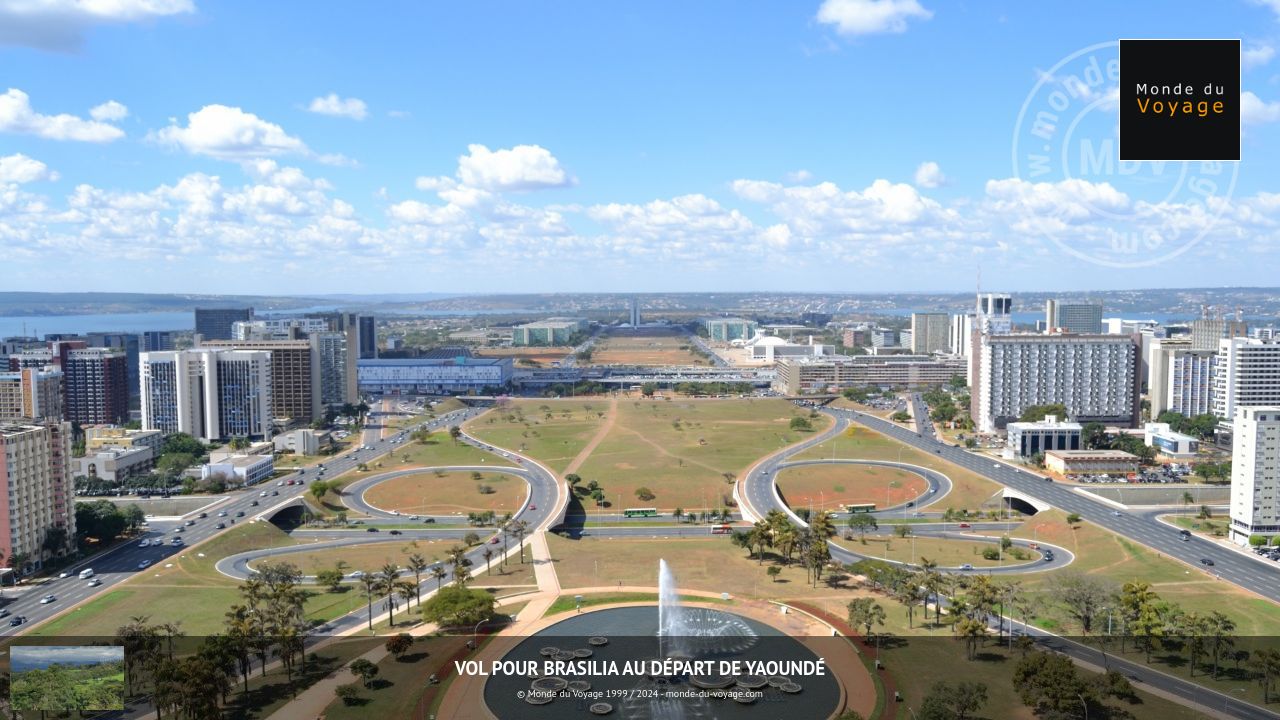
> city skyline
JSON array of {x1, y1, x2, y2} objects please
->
[{"x1": 3, "y1": 1, "x2": 1280, "y2": 293}]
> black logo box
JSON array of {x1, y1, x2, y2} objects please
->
[{"x1": 1119, "y1": 39, "x2": 1240, "y2": 161}]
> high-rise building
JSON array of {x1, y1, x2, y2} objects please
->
[
  {"x1": 1147, "y1": 339, "x2": 1215, "y2": 419},
  {"x1": 949, "y1": 313, "x2": 974, "y2": 357},
  {"x1": 630, "y1": 298, "x2": 640, "y2": 327},
  {"x1": 972, "y1": 333, "x2": 1140, "y2": 431},
  {"x1": 62, "y1": 347, "x2": 129, "y2": 425},
  {"x1": 0, "y1": 368, "x2": 63, "y2": 422},
  {"x1": 1213, "y1": 337, "x2": 1280, "y2": 423},
  {"x1": 140, "y1": 349, "x2": 273, "y2": 442},
  {"x1": 969, "y1": 292, "x2": 1014, "y2": 388},
  {"x1": 142, "y1": 331, "x2": 175, "y2": 352},
  {"x1": 85, "y1": 332, "x2": 141, "y2": 409},
  {"x1": 200, "y1": 339, "x2": 319, "y2": 426},
  {"x1": 1045, "y1": 300, "x2": 1104, "y2": 334},
  {"x1": 1191, "y1": 317, "x2": 1248, "y2": 351},
  {"x1": 1229, "y1": 406, "x2": 1280, "y2": 545},
  {"x1": 305, "y1": 312, "x2": 360, "y2": 404},
  {"x1": 513, "y1": 318, "x2": 590, "y2": 345},
  {"x1": 232, "y1": 317, "x2": 331, "y2": 341},
  {"x1": 358, "y1": 315, "x2": 377, "y2": 359},
  {"x1": 195, "y1": 307, "x2": 254, "y2": 341},
  {"x1": 910, "y1": 313, "x2": 950, "y2": 354},
  {"x1": 870, "y1": 329, "x2": 898, "y2": 348},
  {"x1": 0, "y1": 421, "x2": 75, "y2": 572},
  {"x1": 312, "y1": 331, "x2": 349, "y2": 407}
]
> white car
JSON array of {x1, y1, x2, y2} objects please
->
[
  {"x1": 39, "y1": 595, "x2": 56, "y2": 604},
  {"x1": 137, "y1": 560, "x2": 152, "y2": 570},
  {"x1": 138, "y1": 539, "x2": 150, "y2": 548}
]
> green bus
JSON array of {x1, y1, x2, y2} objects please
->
[
  {"x1": 845, "y1": 503, "x2": 876, "y2": 514},
  {"x1": 623, "y1": 507, "x2": 658, "y2": 518}
]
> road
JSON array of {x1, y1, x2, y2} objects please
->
[
  {"x1": 688, "y1": 334, "x2": 730, "y2": 367},
  {"x1": 1, "y1": 403, "x2": 486, "y2": 637}
]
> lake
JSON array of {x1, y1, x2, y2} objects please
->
[{"x1": 0, "y1": 312, "x2": 194, "y2": 338}]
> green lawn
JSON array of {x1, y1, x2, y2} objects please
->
[
  {"x1": 572, "y1": 398, "x2": 829, "y2": 511},
  {"x1": 794, "y1": 424, "x2": 1006, "y2": 511},
  {"x1": 467, "y1": 399, "x2": 610, "y2": 474}
]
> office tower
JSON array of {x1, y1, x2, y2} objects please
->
[
  {"x1": 630, "y1": 298, "x2": 640, "y2": 326},
  {"x1": 305, "y1": 312, "x2": 360, "y2": 404},
  {"x1": 0, "y1": 421, "x2": 75, "y2": 572},
  {"x1": 972, "y1": 333, "x2": 1140, "y2": 432},
  {"x1": 1213, "y1": 337, "x2": 1280, "y2": 422},
  {"x1": 1229, "y1": 407, "x2": 1280, "y2": 545},
  {"x1": 1147, "y1": 338, "x2": 1215, "y2": 418},
  {"x1": 312, "y1": 331, "x2": 349, "y2": 407},
  {"x1": 1045, "y1": 300, "x2": 1104, "y2": 334},
  {"x1": 968, "y1": 292, "x2": 1013, "y2": 389},
  {"x1": 910, "y1": 313, "x2": 950, "y2": 354},
  {"x1": 1191, "y1": 317, "x2": 1248, "y2": 351},
  {"x1": 0, "y1": 368, "x2": 63, "y2": 421},
  {"x1": 142, "y1": 330, "x2": 175, "y2": 352},
  {"x1": 86, "y1": 332, "x2": 140, "y2": 408},
  {"x1": 200, "y1": 339, "x2": 319, "y2": 425},
  {"x1": 870, "y1": 329, "x2": 898, "y2": 348},
  {"x1": 141, "y1": 349, "x2": 273, "y2": 442},
  {"x1": 949, "y1": 313, "x2": 974, "y2": 357},
  {"x1": 358, "y1": 315, "x2": 377, "y2": 359},
  {"x1": 194, "y1": 307, "x2": 254, "y2": 341},
  {"x1": 62, "y1": 347, "x2": 129, "y2": 425}
]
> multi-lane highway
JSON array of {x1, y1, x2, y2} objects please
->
[{"x1": 2, "y1": 403, "x2": 487, "y2": 637}]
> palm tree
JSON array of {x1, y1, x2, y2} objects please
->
[
  {"x1": 508, "y1": 520, "x2": 530, "y2": 564},
  {"x1": 809, "y1": 510, "x2": 837, "y2": 540},
  {"x1": 430, "y1": 564, "x2": 447, "y2": 591},
  {"x1": 407, "y1": 553, "x2": 429, "y2": 607},
  {"x1": 895, "y1": 574, "x2": 926, "y2": 629},
  {"x1": 395, "y1": 580, "x2": 417, "y2": 620},
  {"x1": 482, "y1": 547, "x2": 495, "y2": 575},
  {"x1": 359, "y1": 573, "x2": 379, "y2": 632},
  {"x1": 380, "y1": 563, "x2": 402, "y2": 626}
]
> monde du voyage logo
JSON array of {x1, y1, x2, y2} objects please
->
[{"x1": 1120, "y1": 39, "x2": 1240, "y2": 161}]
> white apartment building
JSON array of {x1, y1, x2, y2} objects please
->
[
  {"x1": 1213, "y1": 338, "x2": 1280, "y2": 424},
  {"x1": 1229, "y1": 406, "x2": 1280, "y2": 545},
  {"x1": 972, "y1": 334, "x2": 1139, "y2": 432},
  {"x1": 140, "y1": 349, "x2": 274, "y2": 442},
  {"x1": 0, "y1": 422, "x2": 75, "y2": 573},
  {"x1": 1147, "y1": 338, "x2": 1215, "y2": 418},
  {"x1": 949, "y1": 313, "x2": 973, "y2": 358}
]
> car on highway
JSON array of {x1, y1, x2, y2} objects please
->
[
  {"x1": 389, "y1": 530, "x2": 402, "y2": 535},
  {"x1": 528, "y1": 504, "x2": 537, "y2": 511},
  {"x1": 366, "y1": 527, "x2": 379, "y2": 532},
  {"x1": 39, "y1": 594, "x2": 56, "y2": 604},
  {"x1": 1200, "y1": 558, "x2": 1215, "y2": 566},
  {"x1": 277, "y1": 480, "x2": 285, "y2": 486},
  {"x1": 0, "y1": 609, "x2": 8, "y2": 618},
  {"x1": 138, "y1": 539, "x2": 150, "y2": 547},
  {"x1": 1111, "y1": 511, "x2": 1122, "y2": 516},
  {"x1": 957, "y1": 523, "x2": 971, "y2": 529},
  {"x1": 138, "y1": 560, "x2": 152, "y2": 570},
  {"x1": 173, "y1": 526, "x2": 184, "y2": 533},
  {"x1": 259, "y1": 491, "x2": 268, "y2": 497},
  {"x1": 960, "y1": 564, "x2": 974, "y2": 571},
  {"x1": 185, "y1": 519, "x2": 195, "y2": 526},
  {"x1": 218, "y1": 510, "x2": 228, "y2": 517},
  {"x1": 171, "y1": 538, "x2": 183, "y2": 546},
  {"x1": 8, "y1": 616, "x2": 25, "y2": 626},
  {"x1": 58, "y1": 571, "x2": 72, "y2": 578},
  {"x1": 489, "y1": 536, "x2": 501, "y2": 544},
  {"x1": 236, "y1": 510, "x2": 245, "y2": 517},
  {"x1": 249, "y1": 500, "x2": 258, "y2": 507},
  {"x1": 215, "y1": 522, "x2": 226, "y2": 529},
  {"x1": 88, "y1": 578, "x2": 102, "y2": 587},
  {"x1": 198, "y1": 512, "x2": 208, "y2": 518},
  {"x1": 271, "y1": 490, "x2": 279, "y2": 496}
]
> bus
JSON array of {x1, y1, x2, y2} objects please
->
[
  {"x1": 710, "y1": 524, "x2": 733, "y2": 535},
  {"x1": 845, "y1": 503, "x2": 876, "y2": 514},
  {"x1": 623, "y1": 507, "x2": 658, "y2": 518}
]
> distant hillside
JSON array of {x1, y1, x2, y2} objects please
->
[{"x1": 0, "y1": 293, "x2": 332, "y2": 317}]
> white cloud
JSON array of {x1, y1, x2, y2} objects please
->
[
  {"x1": 914, "y1": 161, "x2": 946, "y2": 188},
  {"x1": 306, "y1": 94, "x2": 368, "y2": 120},
  {"x1": 456, "y1": 144, "x2": 574, "y2": 192},
  {"x1": 1243, "y1": 43, "x2": 1276, "y2": 70},
  {"x1": 0, "y1": 154, "x2": 59, "y2": 184},
  {"x1": 816, "y1": 0, "x2": 932, "y2": 36},
  {"x1": 984, "y1": 177, "x2": 1129, "y2": 223},
  {"x1": 1242, "y1": 90, "x2": 1280, "y2": 126},
  {"x1": 1252, "y1": 0, "x2": 1280, "y2": 19},
  {"x1": 387, "y1": 200, "x2": 469, "y2": 226},
  {"x1": 0, "y1": 0, "x2": 194, "y2": 51},
  {"x1": 0, "y1": 88, "x2": 125, "y2": 142},
  {"x1": 90, "y1": 100, "x2": 129, "y2": 122},
  {"x1": 784, "y1": 169, "x2": 813, "y2": 183},
  {"x1": 152, "y1": 105, "x2": 307, "y2": 159}
]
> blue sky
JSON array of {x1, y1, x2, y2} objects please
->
[{"x1": 2, "y1": 1, "x2": 1279, "y2": 294}]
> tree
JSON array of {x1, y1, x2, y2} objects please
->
[
  {"x1": 359, "y1": 573, "x2": 379, "y2": 632},
  {"x1": 1012, "y1": 651, "x2": 1097, "y2": 717},
  {"x1": 430, "y1": 564, "x2": 448, "y2": 591},
  {"x1": 766, "y1": 566, "x2": 782, "y2": 582},
  {"x1": 316, "y1": 568, "x2": 345, "y2": 593},
  {"x1": 890, "y1": 410, "x2": 911, "y2": 423},
  {"x1": 918, "y1": 681, "x2": 988, "y2": 720},
  {"x1": 565, "y1": 473, "x2": 582, "y2": 488},
  {"x1": 809, "y1": 509, "x2": 837, "y2": 540},
  {"x1": 1019, "y1": 403, "x2": 1069, "y2": 423},
  {"x1": 507, "y1": 520, "x2": 529, "y2": 564},
  {"x1": 846, "y1": 598, "x2": 886, "y2": 641},
  {"x1": 1052, "y1": 573, "x2": 1113, "y2": 636},
  {"x1": 349, "y1": 658, "x2": 379, "y2": 688},
  {"x1": 421, "y1": 585, "x2": 497, "y2": 628},
  {"x1": 789, "y1": 416, "x2": 813, "y2": 431},
  {"x1": 1081, "y1": 422, "x2": 1108, "y2": 450},
  {"x1": 310, "y1": 480, "x2": 333, "y2": 502},
  {"x1": 1249, "y1": 647, "x2": 1280, "y2": 704},
  {"x1": 847, "y1": 513, "x2": 877, "y2": 543},
  {"x1": 448, "y1": 425, "x2": 462, "y2": 444},
  {"x1": 335, "y1": 683, "x2": 361, "y2": 705},
  {"x1": 635, "y1": 487, "x2": 656, "y2": 502},
  {"x1": 1065, "y1": 512, "x2": 1081, "y2": 526},
  {"x1": 407, "y1": 554, "x2": 429, "y2": 606},
  {"x1": 161, "y1": 432, "x2": 206, "y2": 457},
  {"x1": 1206, "y1": 611, "x2": 1237, "y2": 678},
  {"x1": 1119, "y1": 581, "x2": 1162, "y2": 659},
  {"x1": 385, "y1": 632, "x2": 414, "y2": 660}
]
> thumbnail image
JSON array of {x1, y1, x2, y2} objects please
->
[{"x1": 9, "y1": 645, "x2": 125, "y2": 712}]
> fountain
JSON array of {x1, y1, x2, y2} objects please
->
[{"x1": 657, "y1": 558, "x2": 690, "y2": 659}]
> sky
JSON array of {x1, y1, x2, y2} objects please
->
[
  {"x1": 10, "y1": 645, "x2": 123, "y2": 672},
  {"x1": 2, "y1": 0, "x2": 1280, "y2": 294}
]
